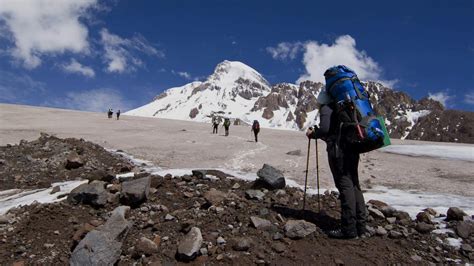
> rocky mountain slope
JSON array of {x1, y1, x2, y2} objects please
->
[
  {"x1": 1, "y1": 136, "x2": 472, "y2": 265},
  {"x1": 126, "y1": 61, "x2": 474, "y2": 143}
]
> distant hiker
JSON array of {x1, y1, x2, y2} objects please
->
[
  {"x1": 223, "y1": 118, "x2": 231, "y2": 136},
  {"x1": 251, "y1": 120, "x2": 260, "y2": 142},
  {"x1": 116, "y1": 110, "x2": 121, "y2": 120},
  {"x1": 212, "y1": 116, "x2": 220, "y2": 134},
  {"x1": 107, "y1": 108, "x2": 113, "y2": 119},
  {"x1": 306, "y1": 65, "x2": 391, "y2": 239}
]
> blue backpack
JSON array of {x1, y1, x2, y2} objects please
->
[{"x1": 324, "y1": 65, "x2": 390, "y2": 153}]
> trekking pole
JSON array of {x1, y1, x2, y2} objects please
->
[
  {"x1": 315, "y1": 139, "x2": 321, "y2": 212},
  {"x1": 302, "y1": 138, "x2": 311, "y2": 211}
]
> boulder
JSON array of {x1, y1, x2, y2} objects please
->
[
  {"x1": 150, "y1": 175, "x2": 164, "y2": 188},
  {"x1": 67, "y1": 181, "x2": 108, "y2": 208},
  {"x1": 250, "y1": 216, "x2": 272, "y2": 230},
  {"x1": 394, "y1": 211, "x2": 411, "y2": 221},
  {"x1": 368, "y1": 206, "x2": 385, "y2": 219},
  {"x1": 380, "y1": 206, "x2": 397, "y2": 217},
  {"x1": 120, "y1": 176, "x2": 150, "y2": 207},
  {"x1": 204, "y1": 188, "x2": 227, "y2": 206},
  {"x1": 136, "y1": 237, "x2": 158, "y2": 256},
  {"x1": 415, "y1": 222, "x2": 434, "y2": 234},
  {"x1": 284, "y1": 220, "x2": 317, "y2": 239},
  {"x1": 192, "y1": 170, "x2": 207, "y2": 179},
  {"x1": 65, "y1": 152, "x2": 84, "y2": 170},
  {"x1": 86, "y1": 170, "x2": 115, "y2": 183},
  {"x1": 245, "y1": 189, "x2": 265, "y2": 201},
  {"x1": 416, "y1": 211, "x2": 432, "y2": 224},
  {"x1": 375, "y1": 226, "x2": 387, "y2": 236},
  {"x1": 70, "y1": 206, "x2": 132, "y2": 266},
  {"x1": 231, "y1": 237, "x2": 252, "y2": 251},
  {"x1": 0, "y1": 215, "x2": 9, "y2": 224},
  {"x1": 447, "y1": 207, "x2": 467, "y2": 221},
  {"x1": 177, "y1": 227, "x2": 203, "y2": 262},
  {"x1": 456, "y1": 221, "x2": 474, "y2": 238},
  {"x1": 367, "y1": 199, "x2": 388, "y2": 209},
  {"x1": 254, "y1": 164, "x2": 286, "y2": 190}
]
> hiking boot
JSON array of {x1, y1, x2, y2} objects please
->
[
  {"x1": 327, "y1": 229, "x2": 358, "y2": 239},
  {"x1": 357, "y1": 226, "x2": 372, "y2": 238}
]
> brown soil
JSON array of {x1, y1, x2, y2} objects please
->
[
  {"x1": 0, "y1": 133, "x2": 133, "y2": 190},
  {"x1": 0, "y1": 136, "x2": 471, "y2": 265}
]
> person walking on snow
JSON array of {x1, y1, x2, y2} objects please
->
[
  {"x1": 212, "y1": 116, "x2": 220, "y2": 134},
  {"x1": 223, "y1": 118, "x2": 231, "y2": 136},
  {"x1": 116, "y1": 110, "x2": 121, "y2": 120},
  {"x1": 306, "y1": 89, "x2": 368, "y2": 239},
  {"x1": 251, "y1": 120, "x2": 260, "y2": 142}
]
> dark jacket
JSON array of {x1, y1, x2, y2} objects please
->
[{"x1": 311, "y1": 104, "x2": 338, "y2": 142}]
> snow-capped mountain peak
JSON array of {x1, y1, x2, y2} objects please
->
[{"x1": 207, "y1": 60, "x2": 270, "y2": 88}]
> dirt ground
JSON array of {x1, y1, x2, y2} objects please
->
[{"x1": 1, "y1": 103, "x2": 472, "y2": 198}]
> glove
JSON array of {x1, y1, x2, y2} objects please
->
[{"x1": 306, "y1": 128, "x2": 314, "y2": 139}]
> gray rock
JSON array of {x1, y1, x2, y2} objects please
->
[
  {"x1": 394, "y1": 211, "x2": 411, "y2": 221},
  {"x1": 286, "y1": 150, "x2": 302, "y2": 156},
  {"x1": 389, "y1": 230, "x2": 403, "y2": 239},
  {"x1": 461, "y1": 243, "x2": 473, "y2": 252},
  {"x1": 375, "y1": 226, "x2": 387, "y2": 236},
  {"x1": 245, "y1": 189, "x2": 265, "y2": 201},
  {"x1": 120, "y1": 176, "x2": 150, "y2": 207},
  {"x1": 165, "y1": 214, "x2": 176, "y2": 221},
  {"x1": 232, "y1": 183, "x2": 241, "y2": 190},
  {"x1": 192, "y1": 170, "x2": 206, "y2": 179},
  {"x1": 136, "y1": 237, "x2": 158, "y2": 256},
  {"x1": 284, "y1": 220, "x2": 317, "y2": 239},
  {"x1": 410, "y1": 255, "x2": 422, "y2": 262},
  {"x1": 0, "y1": 215, "x2": 9, "y2": 224},
  {"x1": 386, "y1": 217, "x2": 396, "y2": 224},
  {"x1": 50, "y1": 186, "x2": 60, "y2": 194},
  {"x1": 232, "y1": 237, "x2": 252, "y2": 251},
  {"x1": 368, "y1": 206, "x2": 385, "y2": 219},
  {"x1": 456, "y1": 221, "x2": 474, "y2": 238},
  {"x1": 250, "y1": 216, "x2": 272, "y2": 230},
  {"x1": 216, "y1": 236, "x2": 226, "y2": 245},
  {"x1": 204, "y1": 188, "x2": 227, "y2": 205},
  {"x1": 416, "y1": 211, "x2": 432, "y2": 224},
  {"x1": 380, "y1": 206, "x2": 397, "y2": 217},
  {"x1": 65, "y1": 152, "x2": 84, "y2": 169},
  {"x1": 447, "y1": 207, "x2": 468, "y2": 221},
  {"x1": 272, "y1": 232, "x2": 284, "y2": 240},
  {"x1": 67, "y1": 181, "x2": 108, "y2": 208},
  {"x1": 70, "y1": 206, "x2": 132, "y2": 266},
  {"x1": 272, "y1": 242, "x2": 286, "y2": 253},
  {"x1": 415, "y1": 222, "x2": 435, "y2": 234},
  {"x1": 255, "y1": 164, "x2": 286, "y2": 190},
  {"x1": 177, "y1": 227, "x2": 203, "y2": 261}
]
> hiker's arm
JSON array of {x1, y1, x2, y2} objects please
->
[{"x1": 310, "y1": 105, "x2": 332, "y2": 139}]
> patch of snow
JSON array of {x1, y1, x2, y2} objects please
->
[
  {"x1": 380, "y1": 144, "x2": 474, "y2": 162},
  {"x1": 363, "y1": 186, "x2": 474, "y2": 218},
  {"x1": 444, "y1": 238, "x2": 462, "y2": 250},
  {"x1": 0, "y1": 180, "x2": 87, "y2": 215}
]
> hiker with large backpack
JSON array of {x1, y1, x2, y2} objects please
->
[
  {"x1": 306, "y1": 65, "x2": 390, "y2": 239},
  {"x1": 223, "y1": 118, "x2": 231, "y2": 136},
  {"x1": 251, "y1": 120, "x2": 260, "y2": 142}
]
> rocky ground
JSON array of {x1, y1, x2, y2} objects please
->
[
  {"x1": 0, "y1": 136, "x2": 473, "y2": 265},
  {"x1": 0, "y1": 133, "x2": 133, "y2": 190}
]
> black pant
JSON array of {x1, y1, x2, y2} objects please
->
[
  {"x1": 224, "y1": 126, "x2": 229, "y2": 136},
  {"x1": 327, "y1": 143, "x2": 367, "y2": 235},
  {"x1": 253, "y1": 129, "x2": 259, "y2": 142},
  {"x1": 213, "y1": 124, "x2": 218, "y2": 134}
]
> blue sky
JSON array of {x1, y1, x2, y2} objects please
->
[{"x1": 0, "y1": 0, "x2": 473, "y2": 111}]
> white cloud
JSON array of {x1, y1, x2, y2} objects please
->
[
  {"x1": 266, "y1": 42, "x2": 303, "y2": 60},
  {"x1": 100, "y1": 28, "x2": 164, "y2": 73},
  {"x1": 0, "y1": 0, "x2": 97, "y2": 68},
  {"x1": 465, "y1": 91, "x2": 474, "y2": 105},
  {"x1": 428, "y1": 91, "x2": 454, "y2": 107},
  {"x1": 61, "y1": 59, "x2": 95, "y2": 77},
  {"x1": 296, "y1": 35, "x2": 382, "y2": 84},
  {"x1": 58, "y1": 88, "x2": 133, "y2": 112}
]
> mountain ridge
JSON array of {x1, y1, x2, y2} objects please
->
[{"x1": 126, "y1": 61, "x2": 474, "y2": 144}]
